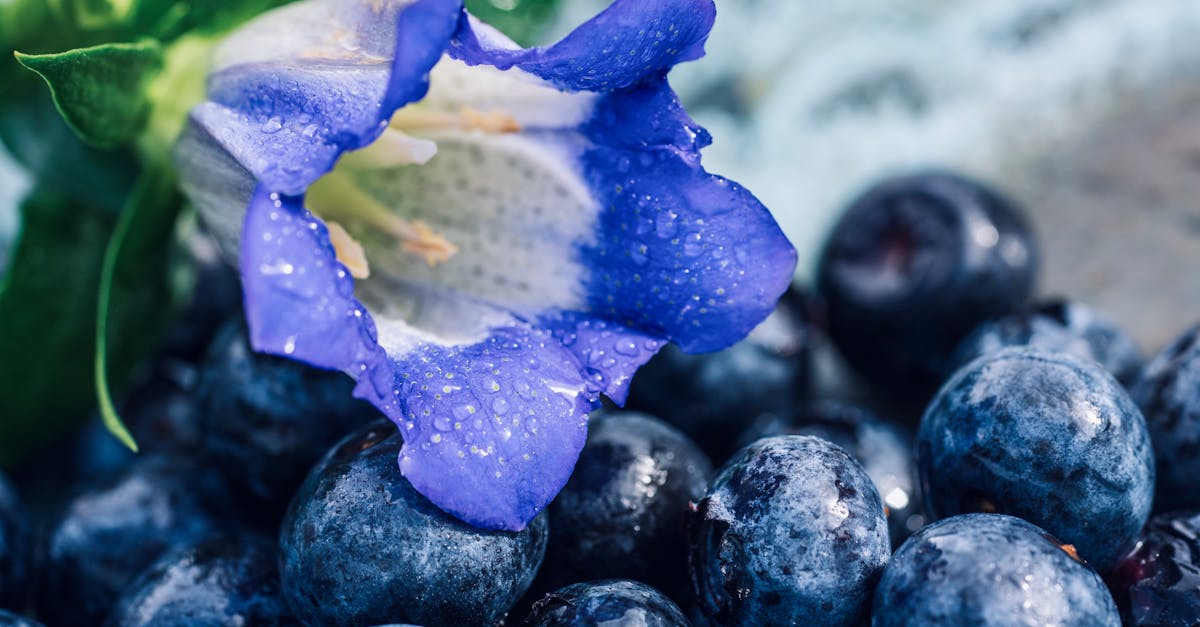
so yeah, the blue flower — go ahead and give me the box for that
[175,0,796,531]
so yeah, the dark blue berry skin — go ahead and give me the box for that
[0,611,42,627]
[738,402,922,547]
[0,474,30,612]
[872,514,1120,627]
[540,412,712,605]
[817,171,1038,403]
[523,580,689,627]
[38,455,231,626]
[279,421,547,627]
[106,538,298,627]
[1131,324,1200,512]
[917,347,1155,570]
[1107,510,1200,626]
[626,287,810,464]
[951,300,1142,385]
[197,320,378,519]
[688,436,890,626]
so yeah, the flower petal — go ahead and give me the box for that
[580,79,798,353]
[191,0,461,196]
[392,325,593,530]
[541,313,665,405]
[449,0,716,91]
[238,187,386,376]
[240,188,599,531]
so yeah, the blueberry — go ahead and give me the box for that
[0,474,30,612]
[627,287,810,463]
[951,300,1142,385]
[279,421,547,626]
[0,610,42,627]
[872,514,1120,626]
[917,347,1155,569]
[197,320,378,518]
[523,580,688,627]
[1107,509,1200,625]
[817,171,1038,403]
[39,455,231,626]
[688,435,889,625]
[539,412,712,605]
[1130,323,1200,512]
[738,401,922,547]
[106,537,298,626]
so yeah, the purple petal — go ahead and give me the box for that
[393,326,596,530]
[194,0,462,196]
[541,312,664,405]
[580,79,797,353]
[449,0,715,92]
[239,189,384,370]
[240,191,599,531]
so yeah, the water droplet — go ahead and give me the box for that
[683,232,704,256]
[261,116,283,134]
[492,397,509,414]
[614,338,639,356]
[515,382,535,400]
[655,211,678,238]
[433,416,453,431]
[629,241,649,266]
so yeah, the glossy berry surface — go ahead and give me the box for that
[541,412,712,603]
[1107,510,1200,626]
[951,300,1142,385]
[197,320,378,515]
[739,401,922,547]
[39,455,230,626]
[0,474,29,612]
[689,435,889,626]
[917,347,1154,569]
[1131,323,1200,512]
[817,171,1038,402]
[279,421,547,627]
[523,580,688,627]
[107,537,298,626]
[872,514,1120,627]
[627,287,809,463]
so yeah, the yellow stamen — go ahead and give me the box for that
[308,171,458,267]
[389,106,522,134]
[326,221,370,279]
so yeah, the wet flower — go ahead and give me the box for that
[175,0,796,530]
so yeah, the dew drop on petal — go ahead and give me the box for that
[261,116,283,134]
[614,338,640,356]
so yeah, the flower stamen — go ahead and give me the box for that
[389,106,522,134]
[326,221,371,279]
[308,171,458,267]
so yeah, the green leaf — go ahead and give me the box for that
[0,93,176,466]
[94,160,181,452]
[464,0,564,46]
[0,186,114,465]
[15,40,163,149]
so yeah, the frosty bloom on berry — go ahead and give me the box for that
[175,0,796,531]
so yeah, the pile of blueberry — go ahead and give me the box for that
[0,170,1197,626]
